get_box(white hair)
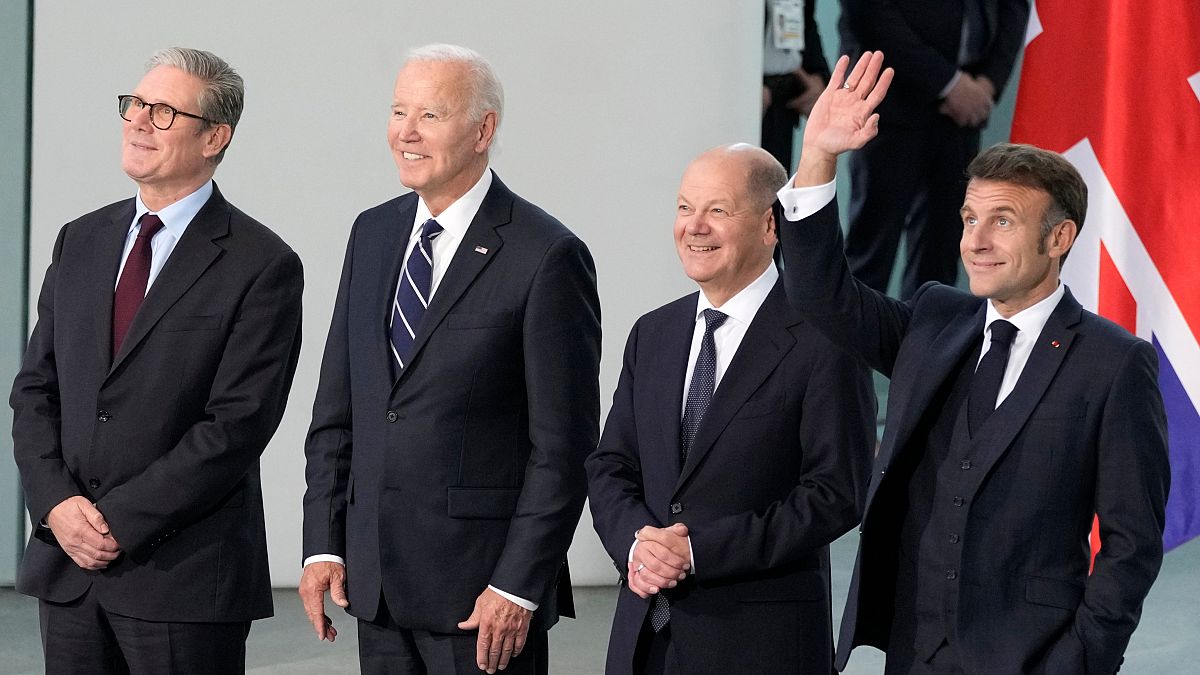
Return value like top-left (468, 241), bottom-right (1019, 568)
top-left (405, 43), bottom-right (504, 128)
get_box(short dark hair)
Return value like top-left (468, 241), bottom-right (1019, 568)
top-left (967, 143), bottom-right (1087, 260)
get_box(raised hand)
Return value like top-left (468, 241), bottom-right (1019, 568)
top-left (796, 52), bottom-right (894, 185)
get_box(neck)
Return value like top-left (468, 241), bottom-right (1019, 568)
top-left (137, 175), bottom-right (213, 212)
top-left (420, 163), bottom-right (488, 217)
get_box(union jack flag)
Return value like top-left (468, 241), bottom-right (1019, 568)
top-left (1011, 0), bottom-right (1200, 552)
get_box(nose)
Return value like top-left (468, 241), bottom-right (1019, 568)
top-left (685, 212), bottom-right (711, 236)
top-left (393, 115), bottom-right (420, 142)
top-left (125, 102), bottom-right (153, 131)
top-left (962, 222), bottom-right (990, 252)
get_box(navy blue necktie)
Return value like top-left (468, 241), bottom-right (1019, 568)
top-left (390, 219), bottom-right (443, 374)
top-left (968, 319), bottom-right (1018, 436)
top-left (650, 308), bottom-right (729, 633)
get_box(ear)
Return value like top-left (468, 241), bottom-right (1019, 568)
top-left (1046, 218), bottom-right (1078, 261)
top-left (475, 110), bottom-right (498, 153)
top-left (202, 123), bottom-right (233, 160)
top-left (762, 205), bottom-right (779, 246)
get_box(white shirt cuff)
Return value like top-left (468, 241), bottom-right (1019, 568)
top-left (777, 177), bottom-right (837, 222)
top-left (303, 554), bottom-right (345, 567)
top-left (489, 585), bottom-right (538, 611)
top-left (939, 70), bottom-right (963, 99)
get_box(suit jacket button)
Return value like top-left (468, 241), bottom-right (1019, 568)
top-left (385, 410), bottom-right (398, 423)
top-left (949, 533), bottom-right (960, 544)
top-left (88, 478), bottom-right (101, 489)
top-left (97, 410), bottom-right (110, 422)
top-left (945, 569), bottom-right (958, 580)
top-left (952, 496), bottom-right (964, 507)
top-left (670, 502), bottom-right (683, 515)
top-left (960, 460), bottom-right (972, 470)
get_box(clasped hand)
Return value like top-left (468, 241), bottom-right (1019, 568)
top-left (626, 523), bottom-right (691, 599)
top-left (46, 495), bottom-right (121, 570)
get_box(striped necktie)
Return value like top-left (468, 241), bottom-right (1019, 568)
top-left (390, 218), bottom-right (444, 374)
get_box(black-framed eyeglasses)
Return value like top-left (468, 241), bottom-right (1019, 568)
top-left (117, 94), bottom-right (214, 130)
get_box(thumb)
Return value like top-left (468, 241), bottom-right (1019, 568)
top-left (83, 503), bottom-right (110, 535)
top-left (668, 522), bottom-right (689, 536)
top-left (457, 608), bottom-right (480, 631)
top-left (330, 575), bottom-right (350, 608)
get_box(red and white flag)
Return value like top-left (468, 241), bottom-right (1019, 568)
top-left (1011, 0), bottom-right (1200, 553)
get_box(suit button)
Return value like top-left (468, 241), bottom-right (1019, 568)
top-left (952, 496), bottom-right (964, 507)
top-left (670, 502), bottom-right (683, 515)
top-left (945, 569), bottom-right (958, 580)
top-left (89, 478), bottom-right (101, 490)
top-left (385, 410), bottom-right (398, 423)
top-left (960, 460), bottom-right (972, 470)
top-left (949, 533), bottom-right (960, 544)
top-left (97, 410), bottom-right (110, 423)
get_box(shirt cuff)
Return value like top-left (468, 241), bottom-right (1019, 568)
top-left (777, 178), bottom-right (837, 222)
top-left (939, 70), bottom-right (962, 99)
top-left (303, 554), bottom-right (345, 567)
top-left (488, 585), bottom-right (538, 611)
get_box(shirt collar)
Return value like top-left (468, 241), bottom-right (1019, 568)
top-left (132, 180), bottom-right (213, 237)
top-left (695, 263), bottom-right (779, 326)
top-left (984, 281), bottom-right (1065, 342)
top-left (412, 167), bottom-right (493, 241)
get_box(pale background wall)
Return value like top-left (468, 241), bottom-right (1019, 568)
top-left (27, 2), bottom-right (762, 586)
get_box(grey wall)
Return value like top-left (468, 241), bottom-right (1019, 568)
top-left (27, 2), bottom-right (762, 586)
top-left (0, 0), bottom-right (33, 586)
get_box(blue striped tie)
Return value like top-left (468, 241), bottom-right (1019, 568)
top-left (390, 218), bottom-right (444, 373)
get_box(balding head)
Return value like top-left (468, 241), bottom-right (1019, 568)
top-left (675, 144), bottom-right (784, 306)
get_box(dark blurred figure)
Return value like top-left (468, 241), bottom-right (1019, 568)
top-left (761, 0), bottom-right (831, 170)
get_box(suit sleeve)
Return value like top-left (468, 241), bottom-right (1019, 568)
top-left (301, 223), bottom-right (359, 561)
top-left (487, 234), bottom-right (601, 603)
top-left (686, 337), bottom-right (875, 580)
top-left (585, 320), bottom-right (661, 573)
top-left (10, 226), bottom-right (82, 524)
top-left (96, 249), bottom-right (304, 556)
top-left (1042, 339), bottom-right (1170, 674)
top-left (779, 196), bottom-right (912, 377)
top-left (976, 0), bottom-right (1030, 96)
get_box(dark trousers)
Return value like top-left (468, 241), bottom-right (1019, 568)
top-left (761, 73), bottom-right (808, 170)
top-left (358, 595), bottom-right (548, 675)
top-left (39, 588), bottom-right (250, 675)
top-left (632, 616), bottom-right (682, 675)
top-left (844, 113), bottom-right (980, 299)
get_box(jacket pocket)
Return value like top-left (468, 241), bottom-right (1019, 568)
top-left (447, 486), bottom-right (521, 519)
top-left (1025, 575), bottom-right (1084, 610)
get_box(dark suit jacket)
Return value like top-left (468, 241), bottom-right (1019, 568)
top-left (839, 0), bottom-right (1028, 120)
top-left (10, 184), bottom-right (303, 622)
top-left (780, 199), bottom-right (1170, 674)
top-left (302, 172), bottom-right (600, 633)
top-left (586, 281), bottom-right (875, 674)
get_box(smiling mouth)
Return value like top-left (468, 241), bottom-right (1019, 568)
top-left (402, 152), bottom-right (428, 160)
top-left (688, 245), bottom-right (719, 252)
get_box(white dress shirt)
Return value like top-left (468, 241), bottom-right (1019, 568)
top-left (305, 169), bottom-right (537, 610)
top-left (631, 262), bottom-right (780, 575)
top-left (776, 176), bottom-right (1067, 409)
top-left (116, 180), bottom-right (213, 291)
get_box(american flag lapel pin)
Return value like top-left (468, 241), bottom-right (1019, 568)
top-left (1051, 340), bottom-right (1061, 348)
top-left (474, 245), bottom-right (489, 255)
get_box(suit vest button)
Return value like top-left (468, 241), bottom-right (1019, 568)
top-left (670, 502), bottom-right (683, 514)
top-left (385, 410), bottom-right (398, 423)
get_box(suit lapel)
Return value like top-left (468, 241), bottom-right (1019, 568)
top-left (379, 195), bottom-right (420, 378)
top-left (91, 201), bottom-right (136, 366)
top-left (676, 283), bottom-right (795, 491)
top-left (393, 172), bottom-right (509, 392)
top-left (108, 187), bottom-right (228, 375)
top-left (875, 301), bottom-right (985, 469)
top-left (653, 297), bottom-right (696, 481)
top-left (966, 289), bottom-right (1082, 478)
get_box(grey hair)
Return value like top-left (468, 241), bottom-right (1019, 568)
top-left (146, 47), bottom-right (243, 163)
top-left (405, 43), bottom-right (504, 128)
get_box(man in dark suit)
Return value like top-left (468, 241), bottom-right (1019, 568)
top-left (299, 44), bottom-right (600, 675)
top-left (762, 0), bottom-right (831, 170)
top-left (778, 52), bottom-right (1170, 673)
top-left (838, 0), bottom-right (1029, 297)
top-left (10, 47), bottom-right (303, 673)
top-left (586, 143), bottom-right (875, 674)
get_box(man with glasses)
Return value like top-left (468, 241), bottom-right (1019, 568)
top-left (11, 47), bottom-right (303, 673)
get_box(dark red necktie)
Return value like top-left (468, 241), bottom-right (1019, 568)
top-left (112, 213), bottom-right (164, 357)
